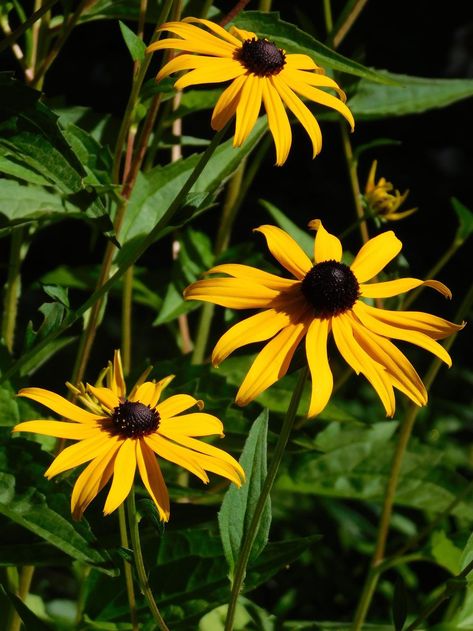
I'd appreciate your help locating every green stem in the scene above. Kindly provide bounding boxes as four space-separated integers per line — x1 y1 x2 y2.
7 565 35 631
331 0 369 48
0 0 58 54
191 135 271 365
122 267 134 376
340 124 369 245
224 368 308 631
2 227 24 354
126 490 169 631
118 504 139 631
352 285 472 631
258 0 272 10
1 125 230 385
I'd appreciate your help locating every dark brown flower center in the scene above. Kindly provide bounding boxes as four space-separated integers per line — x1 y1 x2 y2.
236 38 286 76
111 400 160 438
301 261 360 318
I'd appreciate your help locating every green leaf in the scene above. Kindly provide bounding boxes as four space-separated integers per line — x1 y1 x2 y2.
392 576 408 631
233 11 392 83
0 382 20 427
119 20 146 62
0 74 112 230
431 530 462 575
451 197 473 244
259 198 314 258
41 284 70 308
0 438 114 571
276 421 473 520
117 117 267 262
219 409 271 578
4 589 53 630
349 70 473 118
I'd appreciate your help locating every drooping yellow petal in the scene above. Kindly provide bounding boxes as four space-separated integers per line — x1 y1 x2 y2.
234 73 263 147
86 385 119 411
332 313 395 417
184 277 280 309
174 58 246 90
349 314 427 406
313 220 342 263
149 36 232 58
18 388 101 424
236 320 308 406
103 439 137 515
353 302 455 366
211 75 246 130
262 78 292 165
206 263 297 290
159 412 223 437
360 278 452 299
212 309 293 366
284 67 347 99
282 71 354 130
136 441 170 522
255 225 313 279
160 432 244 483
13 420 97 440
350 231 402 283
71 444 119 520
151 22 235 56
45 433 120 479
157 394 201 419
145 434 209 483
305 318 333 417
271 74 322 156
230 26 257 42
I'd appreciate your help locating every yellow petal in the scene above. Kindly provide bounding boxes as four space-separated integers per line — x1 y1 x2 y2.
262 78 292 165
184 277 280 309
353 302 455 366
184 16 242 47
206 263 297 290
136 441 170 522
255 225 312 279
13 420 97 440
285 54 323 71
86 385 119 411
174 58 245 90
71 445 119 520
157 394 201 419
350 231 402 282
160 432 244 483
282 71 354 130
211 75 246 130
111 350 126 399
212 309 292 366
234 74 263 147
45 433 119 479
103 439 137 515
236 320 308 406
230 26 257 42
271 75 322 156
152 21 235 56
18 388 101 424
350 315 427 406
129 375 175 408
149 37 232 58
360 278 452 299
284 68 347 100
159 412 223 436
314 220 342 263
145 434 209 483
305 318 333 417
332 313 395 417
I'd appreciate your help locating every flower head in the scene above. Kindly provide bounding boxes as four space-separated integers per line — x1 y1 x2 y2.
147 17 354 165
184 222 464 418
13 351 244 520
364 160 417 222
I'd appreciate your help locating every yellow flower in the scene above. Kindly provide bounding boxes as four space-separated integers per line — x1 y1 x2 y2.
13 351 244 520
364 160 417 222
147 17 354 165
184 221 464 418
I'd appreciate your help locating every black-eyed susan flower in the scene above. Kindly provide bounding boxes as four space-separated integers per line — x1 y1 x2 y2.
364 160 417 222
147 17 354 165
13 351 244 520
184 221 464 418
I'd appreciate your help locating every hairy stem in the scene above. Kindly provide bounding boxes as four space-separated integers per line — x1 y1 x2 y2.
118 504 139 631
